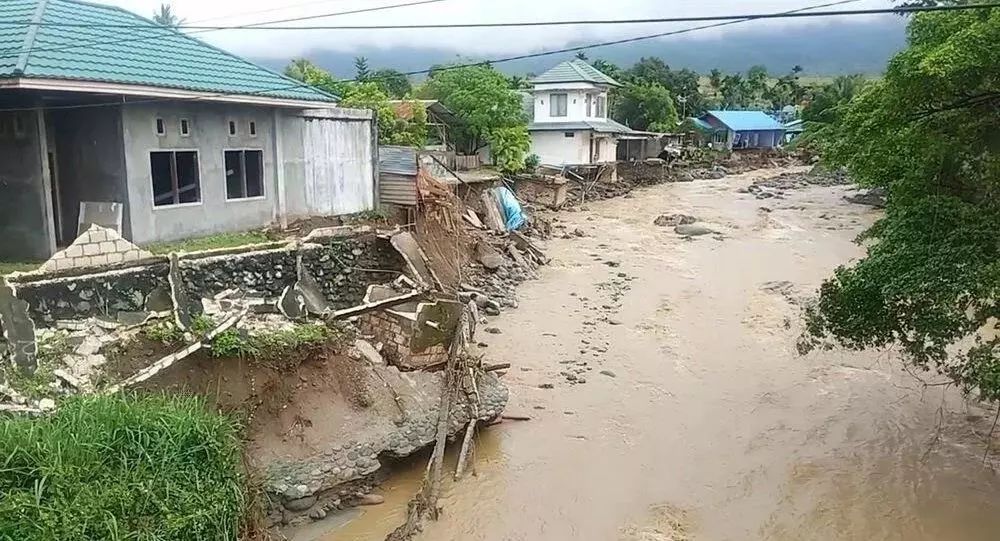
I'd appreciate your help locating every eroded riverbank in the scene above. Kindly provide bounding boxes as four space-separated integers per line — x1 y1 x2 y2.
305 167 1000 541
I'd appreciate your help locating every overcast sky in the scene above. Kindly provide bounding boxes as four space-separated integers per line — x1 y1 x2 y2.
102 0 896 58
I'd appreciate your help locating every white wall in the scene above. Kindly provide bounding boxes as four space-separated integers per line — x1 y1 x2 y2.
596 136 618 162
530 130 590 165
532 82 611 123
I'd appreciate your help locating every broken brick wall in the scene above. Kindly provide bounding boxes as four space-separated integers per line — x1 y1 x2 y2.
358 310 449 370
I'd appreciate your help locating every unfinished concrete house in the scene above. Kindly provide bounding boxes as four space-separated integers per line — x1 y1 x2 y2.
0 0 378 262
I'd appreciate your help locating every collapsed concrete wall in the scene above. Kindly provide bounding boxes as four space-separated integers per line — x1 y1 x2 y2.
6 231 405 327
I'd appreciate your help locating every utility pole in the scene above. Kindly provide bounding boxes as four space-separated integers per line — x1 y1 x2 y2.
677 95 688 119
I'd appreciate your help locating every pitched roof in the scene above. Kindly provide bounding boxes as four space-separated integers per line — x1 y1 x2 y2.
0 0 335 103
527 118 635 135
530 59 622 87
705 111 785 132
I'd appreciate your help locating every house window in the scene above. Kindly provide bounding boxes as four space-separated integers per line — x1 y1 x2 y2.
228 120 237 136
150 151 200 207
586 94 593 117
550 93 568 117
224 150 264 200
564 132 575 138
179 118 191 136
155 117 166 136
248 121 257 137
595 95 607 118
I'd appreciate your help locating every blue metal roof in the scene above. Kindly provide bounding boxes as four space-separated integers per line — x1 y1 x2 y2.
379 146 417 175
705 111 785 132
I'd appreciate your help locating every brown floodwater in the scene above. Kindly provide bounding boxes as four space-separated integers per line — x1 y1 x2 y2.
298 167 1000 541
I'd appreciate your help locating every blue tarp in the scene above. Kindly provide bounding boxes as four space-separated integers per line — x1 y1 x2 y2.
494 187 525 230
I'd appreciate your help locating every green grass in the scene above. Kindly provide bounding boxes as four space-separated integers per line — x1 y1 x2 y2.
0 394 247 541
0 261 40 277
0 333 71 401
210 323 332 360
145 231 275 255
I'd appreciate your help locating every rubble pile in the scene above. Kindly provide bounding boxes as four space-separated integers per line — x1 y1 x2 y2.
461 231 549 314
743 167 853 200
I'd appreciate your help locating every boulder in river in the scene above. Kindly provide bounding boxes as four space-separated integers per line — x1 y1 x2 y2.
674 224 716 237
654 214 697 227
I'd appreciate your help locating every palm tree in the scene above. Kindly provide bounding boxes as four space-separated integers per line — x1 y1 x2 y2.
152 3 183 27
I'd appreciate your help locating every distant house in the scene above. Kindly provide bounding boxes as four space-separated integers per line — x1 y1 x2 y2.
783 119 805 143
526 60 635 166
0 0 378 261
696 111 786 150
388 100 460 151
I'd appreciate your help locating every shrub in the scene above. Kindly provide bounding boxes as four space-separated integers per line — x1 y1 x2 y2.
0 394 247 540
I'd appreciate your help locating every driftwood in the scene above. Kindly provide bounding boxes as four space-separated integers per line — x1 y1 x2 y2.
501 414 532 421
484 363 511 372
386 308 470 541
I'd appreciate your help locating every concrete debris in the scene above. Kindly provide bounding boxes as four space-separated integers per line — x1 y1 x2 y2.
475 241 505 271
38 224 154 274
278 284 309 320
390 232 442 290
654 214 697 227
0 281 37 373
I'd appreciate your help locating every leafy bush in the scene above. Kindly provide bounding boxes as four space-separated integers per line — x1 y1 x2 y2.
0 395 247 540
486 126 531 174
523 153 541 172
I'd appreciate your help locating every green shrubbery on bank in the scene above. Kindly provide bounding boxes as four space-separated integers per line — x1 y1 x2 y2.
0 395 247 540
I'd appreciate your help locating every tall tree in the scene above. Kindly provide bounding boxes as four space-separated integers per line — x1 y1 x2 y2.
614 83 679 132
423 65 526 155
370 68 412 99
800 7 1000 400
354 56 371 81
152 3 182 27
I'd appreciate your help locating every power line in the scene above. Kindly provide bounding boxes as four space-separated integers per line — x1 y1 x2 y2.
381 0 867 80
189 0 362 25
0 0 906 113
0 0 445 58
1 2 996 30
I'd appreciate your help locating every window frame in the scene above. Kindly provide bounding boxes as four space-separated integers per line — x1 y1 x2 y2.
149 149 202 209
228 119 237 136
595 95 607 118
223 148 266 202
179 118 191 137
248 120 257 137
549 93 568 117
154 117 166 136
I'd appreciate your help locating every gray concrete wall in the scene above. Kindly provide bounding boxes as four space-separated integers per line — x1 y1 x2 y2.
50 107 129 243
121 102 283 245
0 110 52 260
278 110 308 220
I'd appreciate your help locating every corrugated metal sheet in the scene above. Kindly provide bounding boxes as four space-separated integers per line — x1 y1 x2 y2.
303 118 375 215
380 172 418 206
705 111 785 132
379 146 418 175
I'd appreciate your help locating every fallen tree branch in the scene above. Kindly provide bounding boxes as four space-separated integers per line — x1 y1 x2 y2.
484 363 511 372
501 414 532 421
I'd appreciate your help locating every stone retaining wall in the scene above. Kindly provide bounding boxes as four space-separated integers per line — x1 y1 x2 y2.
5 232 406 328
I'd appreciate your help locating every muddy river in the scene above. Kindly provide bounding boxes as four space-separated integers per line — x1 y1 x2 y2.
302 167 1000 541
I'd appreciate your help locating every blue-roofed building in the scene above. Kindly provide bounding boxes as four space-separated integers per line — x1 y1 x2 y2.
0 0 377 261
698 111 786 150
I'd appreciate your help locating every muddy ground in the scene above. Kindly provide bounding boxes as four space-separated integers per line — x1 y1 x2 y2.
303 167 1000 541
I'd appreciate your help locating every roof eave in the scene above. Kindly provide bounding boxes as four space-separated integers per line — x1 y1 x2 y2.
0 77 337 108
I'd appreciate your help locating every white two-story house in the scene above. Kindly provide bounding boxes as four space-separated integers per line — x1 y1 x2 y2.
527 60 634 166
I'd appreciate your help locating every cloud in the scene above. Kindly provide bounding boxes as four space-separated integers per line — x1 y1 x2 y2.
103 0 895 58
